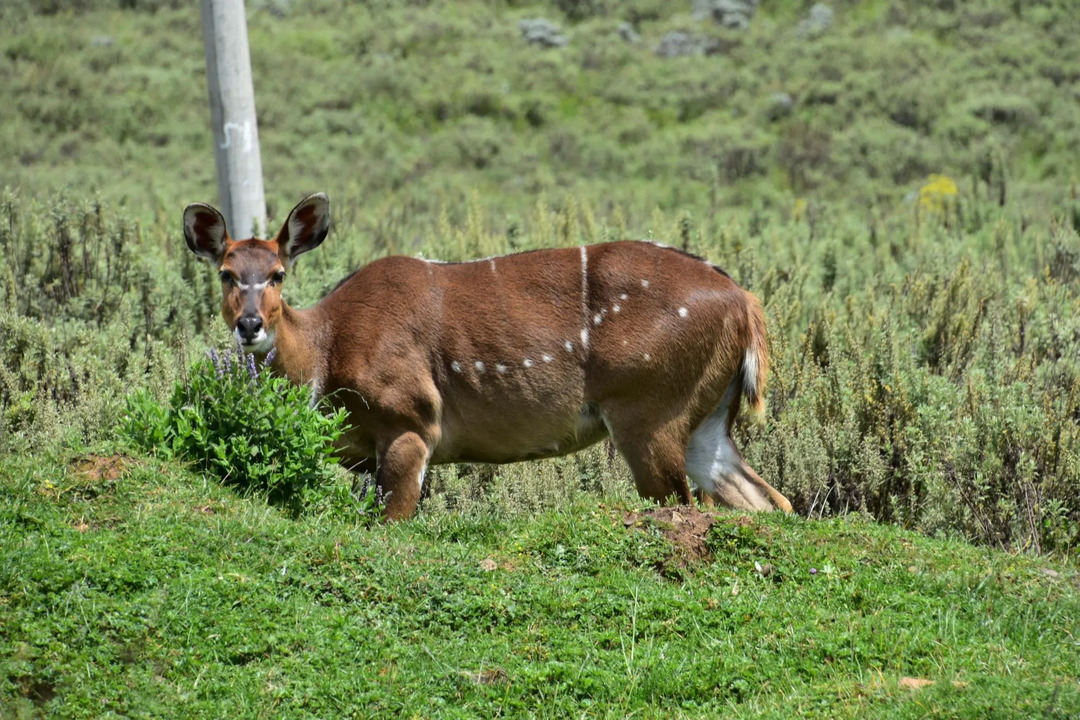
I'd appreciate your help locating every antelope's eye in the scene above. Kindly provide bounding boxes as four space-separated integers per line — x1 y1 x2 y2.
219 271 235 286
271 271 286 285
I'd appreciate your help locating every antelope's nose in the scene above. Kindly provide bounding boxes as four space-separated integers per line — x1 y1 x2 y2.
237 316 263 342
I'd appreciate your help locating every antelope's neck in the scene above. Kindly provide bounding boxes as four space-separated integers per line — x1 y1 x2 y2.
266 304 324 386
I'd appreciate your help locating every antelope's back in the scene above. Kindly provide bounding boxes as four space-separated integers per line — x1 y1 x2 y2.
423 241 755 462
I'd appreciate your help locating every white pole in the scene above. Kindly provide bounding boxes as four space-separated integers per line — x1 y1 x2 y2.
200 0 266 238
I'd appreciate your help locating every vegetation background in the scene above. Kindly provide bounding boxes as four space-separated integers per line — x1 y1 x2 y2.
1 0 1079 716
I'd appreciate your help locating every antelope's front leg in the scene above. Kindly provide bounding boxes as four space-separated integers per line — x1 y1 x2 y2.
377 431 431 520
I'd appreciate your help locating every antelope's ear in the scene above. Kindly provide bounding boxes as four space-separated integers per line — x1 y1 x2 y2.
183 203 230 264
276 193 330 269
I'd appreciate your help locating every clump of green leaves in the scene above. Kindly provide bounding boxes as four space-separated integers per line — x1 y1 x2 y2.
120 345 348 511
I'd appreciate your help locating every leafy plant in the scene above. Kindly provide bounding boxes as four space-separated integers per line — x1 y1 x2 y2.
120 345 349 511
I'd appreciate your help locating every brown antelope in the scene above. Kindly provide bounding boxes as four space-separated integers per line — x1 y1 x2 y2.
183 193 792 519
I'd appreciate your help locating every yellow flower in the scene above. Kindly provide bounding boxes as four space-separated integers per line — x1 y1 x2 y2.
919 174 958 216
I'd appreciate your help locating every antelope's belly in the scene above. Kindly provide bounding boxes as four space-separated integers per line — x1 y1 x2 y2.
432 399 608 464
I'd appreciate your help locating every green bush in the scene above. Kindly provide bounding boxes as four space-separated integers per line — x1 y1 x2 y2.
120 345 350 512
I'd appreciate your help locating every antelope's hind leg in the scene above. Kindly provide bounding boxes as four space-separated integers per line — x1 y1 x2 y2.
685 401 792 513
603 407 693 506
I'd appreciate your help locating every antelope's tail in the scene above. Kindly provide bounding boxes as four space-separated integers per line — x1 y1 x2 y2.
740 296 769 416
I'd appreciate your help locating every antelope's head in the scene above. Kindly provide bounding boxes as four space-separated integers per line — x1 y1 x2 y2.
183 193 330 354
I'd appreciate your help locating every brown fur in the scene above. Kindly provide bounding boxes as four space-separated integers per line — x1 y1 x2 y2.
183 194 791 519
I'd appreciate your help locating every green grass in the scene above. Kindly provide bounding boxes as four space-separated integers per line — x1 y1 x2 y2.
2 453 1078 717
3 1 1080 713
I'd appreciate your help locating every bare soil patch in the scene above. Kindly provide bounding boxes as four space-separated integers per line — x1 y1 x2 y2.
623 506 722 573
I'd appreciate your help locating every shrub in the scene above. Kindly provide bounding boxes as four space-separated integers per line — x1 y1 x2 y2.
120 345 349 512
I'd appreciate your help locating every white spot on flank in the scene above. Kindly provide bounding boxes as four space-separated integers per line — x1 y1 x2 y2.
542 354 553 363
641 279 649 288
496 363 507 374
622 339 628 346
581 328 589 345
475 361 486 373
451 361 462 373
524 358 534 368
564 341 574 352
620 293 628 301
643 353 651 361
593 314 602 325
613 304 621 313
678 307 688 317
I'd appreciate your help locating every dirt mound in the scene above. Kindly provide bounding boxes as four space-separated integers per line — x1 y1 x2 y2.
623 506 721 572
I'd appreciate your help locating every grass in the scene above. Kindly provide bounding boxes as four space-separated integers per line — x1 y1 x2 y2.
2 452 1078 717
3 0 1080 714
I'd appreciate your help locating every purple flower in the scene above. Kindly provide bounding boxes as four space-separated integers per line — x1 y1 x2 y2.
264 347 277 367
246 351 258 381
208 348 224 379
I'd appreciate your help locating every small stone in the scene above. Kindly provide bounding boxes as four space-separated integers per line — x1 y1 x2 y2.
519 18 568 48
798 3 834 39
617 21 640 44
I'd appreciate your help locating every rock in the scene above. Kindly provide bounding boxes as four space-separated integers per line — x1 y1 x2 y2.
519 18 568 48
767 91 794 120
798 3 834 39
654 31 719 58
692 0 760 30
617 21 641 44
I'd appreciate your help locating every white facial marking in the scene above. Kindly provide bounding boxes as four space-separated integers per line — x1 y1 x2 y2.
593 314 602 325
542 354 553 363
620 293 628 301
235 280 269 292
496 363 507 374
451 360 463 373
678 307 688 317
564 341 574 352
613 304 621 313
235 327 275 355
475 361 486 373
641 279 649 288
523 358 534 368
581 328 589 345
